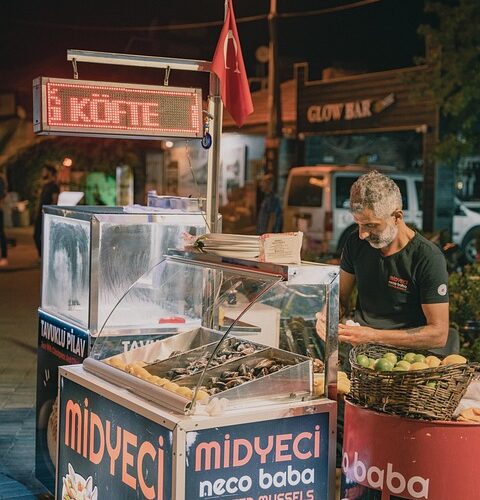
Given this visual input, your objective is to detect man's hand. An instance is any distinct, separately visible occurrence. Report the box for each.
[338,323,378,345]
[315,307,327,342]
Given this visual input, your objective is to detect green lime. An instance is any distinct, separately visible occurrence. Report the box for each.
[426,381,437,388]
[403,352,417,363]
[395,360,411,371]
[383,352,398,365]
[356,354,370,368]
[413,354,426,363]
[368,358,376,369]
[393,366,409,372]
[374,358,394,372]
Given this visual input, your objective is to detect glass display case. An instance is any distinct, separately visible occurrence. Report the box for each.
[41,206,208,333]
[36,207,210,492]
[83,253,339,415]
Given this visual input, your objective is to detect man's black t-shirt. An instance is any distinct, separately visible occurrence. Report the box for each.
[341,231,449,330]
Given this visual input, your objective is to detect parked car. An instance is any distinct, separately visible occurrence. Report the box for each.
[283,165,480,262]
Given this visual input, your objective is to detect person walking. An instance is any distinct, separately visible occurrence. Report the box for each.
[0,172,8,267]
[34,164,59,258]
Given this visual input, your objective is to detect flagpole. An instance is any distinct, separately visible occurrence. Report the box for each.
[205,4,227,234]
[206,75,222,234]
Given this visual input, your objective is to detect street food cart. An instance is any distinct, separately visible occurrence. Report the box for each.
[32,41,341,498]
[56,253,340,499]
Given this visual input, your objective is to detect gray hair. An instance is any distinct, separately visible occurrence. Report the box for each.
[350,171,402,218]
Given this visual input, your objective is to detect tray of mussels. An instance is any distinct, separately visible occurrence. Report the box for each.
[83,327,313,414]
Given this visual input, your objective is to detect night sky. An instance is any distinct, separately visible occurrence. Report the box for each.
[0,0,426,112]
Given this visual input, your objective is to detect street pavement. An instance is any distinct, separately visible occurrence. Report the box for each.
[0,227,51,499]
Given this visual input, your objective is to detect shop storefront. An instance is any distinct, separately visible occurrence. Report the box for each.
[294,63,448,233]
[153,134,266,234]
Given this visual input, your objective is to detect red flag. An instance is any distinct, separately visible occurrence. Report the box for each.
[212,0,254,127]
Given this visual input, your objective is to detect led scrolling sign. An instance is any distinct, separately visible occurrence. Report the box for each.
[33,77,203,139]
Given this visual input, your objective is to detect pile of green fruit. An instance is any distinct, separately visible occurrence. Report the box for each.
[355,352,467,372]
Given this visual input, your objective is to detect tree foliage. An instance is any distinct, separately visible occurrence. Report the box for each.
[416,0,480,163]
[448,263,480,329]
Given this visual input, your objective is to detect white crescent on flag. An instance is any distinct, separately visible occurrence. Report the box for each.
[223,31,240,73]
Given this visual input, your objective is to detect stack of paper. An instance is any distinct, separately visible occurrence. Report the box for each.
[194,233,260,258]
[259,232,303,264]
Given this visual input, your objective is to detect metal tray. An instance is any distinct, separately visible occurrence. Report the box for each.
[177,347,313,408]
[85,332,313,414]
[145,336,267,380]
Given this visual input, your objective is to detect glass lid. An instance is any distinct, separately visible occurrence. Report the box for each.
[89,255,282,361]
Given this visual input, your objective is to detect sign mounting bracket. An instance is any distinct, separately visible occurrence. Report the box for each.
[66,49,212,73]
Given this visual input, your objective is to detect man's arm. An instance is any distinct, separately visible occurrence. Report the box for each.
[338,302,449,348]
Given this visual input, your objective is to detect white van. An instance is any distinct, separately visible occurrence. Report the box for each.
[283,165,480,262]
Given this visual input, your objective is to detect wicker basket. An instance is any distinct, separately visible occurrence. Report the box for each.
[348,343,478,420]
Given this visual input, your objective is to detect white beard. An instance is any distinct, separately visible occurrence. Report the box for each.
[367,223,398,249]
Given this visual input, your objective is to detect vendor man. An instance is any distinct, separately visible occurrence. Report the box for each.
[319,170,449,349]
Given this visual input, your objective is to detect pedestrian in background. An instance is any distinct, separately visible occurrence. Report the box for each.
[34,164,59,258]
[0,172,8,267]
[256,173,283,234]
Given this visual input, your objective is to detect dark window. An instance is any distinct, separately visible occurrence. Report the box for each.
[287,174,324,207]
[415,180,423,210]
[393,178,409,210]
[335,176,359,208]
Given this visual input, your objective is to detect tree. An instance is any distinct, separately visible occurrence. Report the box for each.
[416,0,480,164]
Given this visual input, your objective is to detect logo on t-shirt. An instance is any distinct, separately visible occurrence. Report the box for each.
[388,275,408,292]
[438,283,447,296]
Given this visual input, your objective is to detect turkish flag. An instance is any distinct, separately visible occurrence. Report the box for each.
[212,0,254,127]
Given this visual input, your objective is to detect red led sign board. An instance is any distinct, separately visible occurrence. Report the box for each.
[33,77,202,140]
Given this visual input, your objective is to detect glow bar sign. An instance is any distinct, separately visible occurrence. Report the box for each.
[33,77,202,139]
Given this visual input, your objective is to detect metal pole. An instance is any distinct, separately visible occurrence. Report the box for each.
[265,0,282,188]
[206,73,223,234]
[204,0,227,234]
